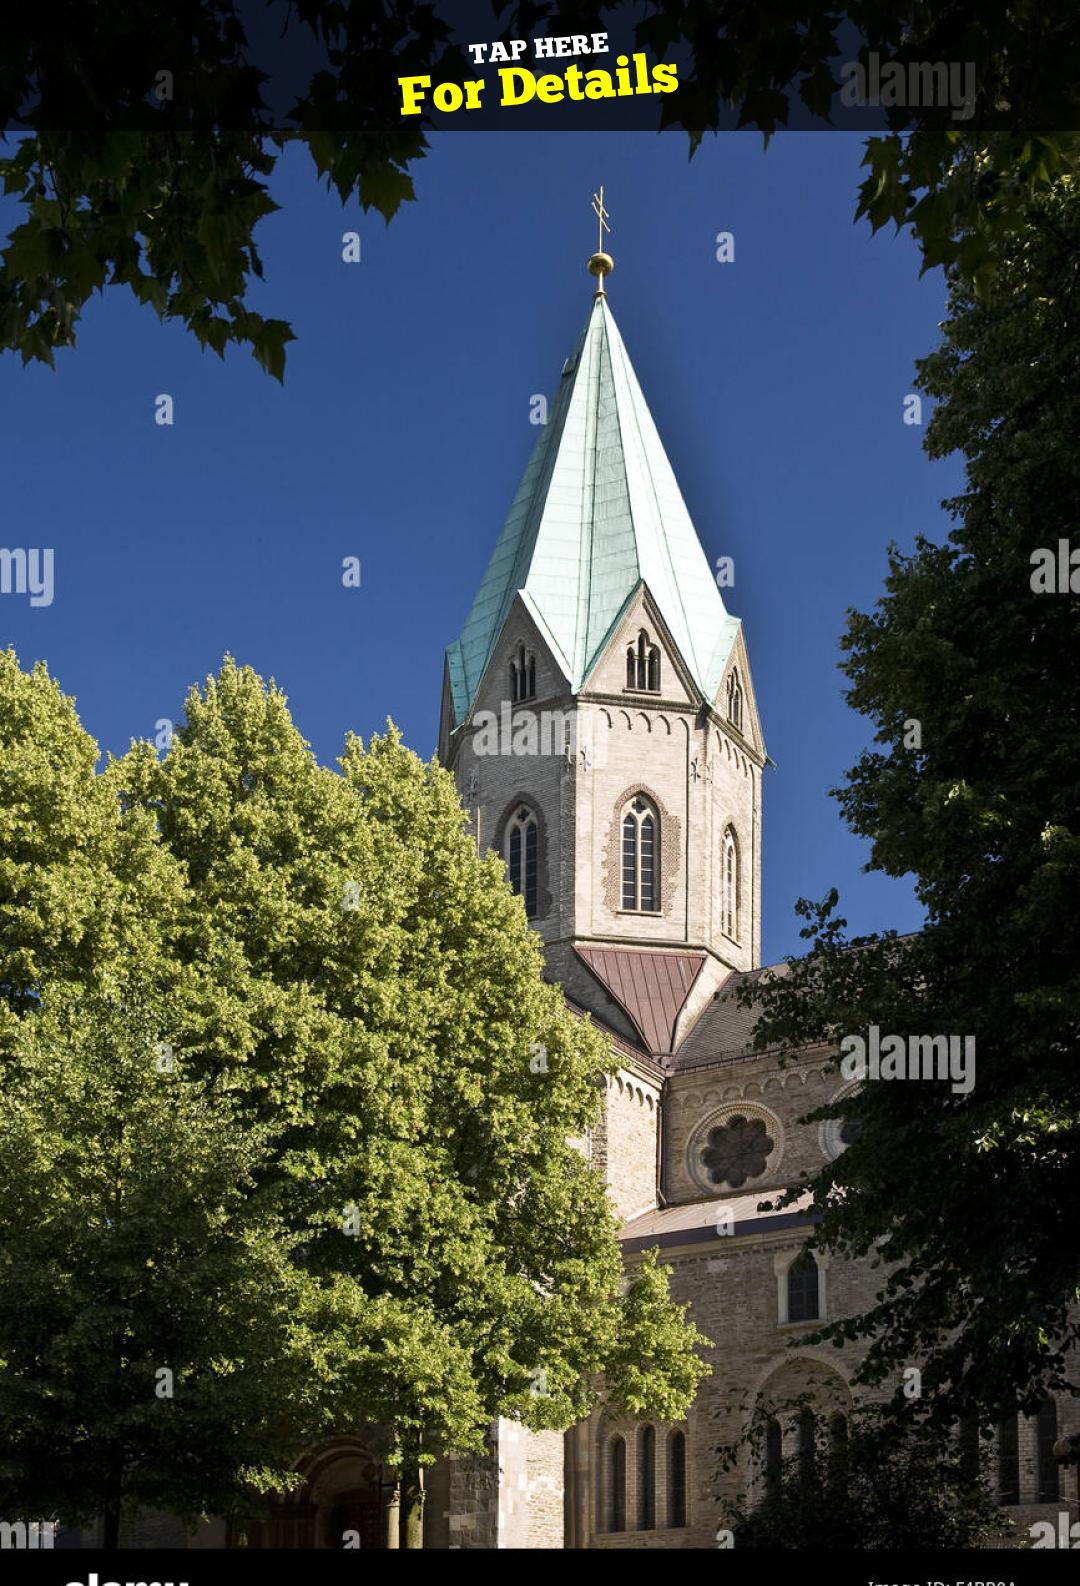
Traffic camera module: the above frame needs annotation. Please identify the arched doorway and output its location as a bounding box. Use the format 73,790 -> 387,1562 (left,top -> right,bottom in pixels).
231,1437 -> 398,1548
326,1485 -> 384,1549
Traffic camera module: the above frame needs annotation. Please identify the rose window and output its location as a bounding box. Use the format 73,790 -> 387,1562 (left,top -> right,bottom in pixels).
700,1113 -> 774,1188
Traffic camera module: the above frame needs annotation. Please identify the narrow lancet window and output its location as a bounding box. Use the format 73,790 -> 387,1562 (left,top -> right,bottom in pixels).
722,828 -> 739,939
506,806 -> 538,917
727,668 -> 743,729
621,795 -> 659,912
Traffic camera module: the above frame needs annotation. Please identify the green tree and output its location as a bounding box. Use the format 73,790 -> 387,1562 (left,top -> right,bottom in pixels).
0,654 -> 707,1546
736,173 -> 1080,1431
0,985 -> 323,1547
119,660 -> 710,1542
509,3 -> 1080,290
0,648 -> 175,1030
721,1406 -> 1015,1549
0,2 -> 460,377
2,4 -> 1076,372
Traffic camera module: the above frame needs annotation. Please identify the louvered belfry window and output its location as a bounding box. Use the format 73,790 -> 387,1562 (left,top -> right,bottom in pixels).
727,667 -> 743,729
510,643 -> 536,703
625,629 -> 660,691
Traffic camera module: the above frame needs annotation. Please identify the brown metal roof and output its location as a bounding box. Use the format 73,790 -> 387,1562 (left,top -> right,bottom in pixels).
575,946 -> 706,1055
561,995 -> 662,1074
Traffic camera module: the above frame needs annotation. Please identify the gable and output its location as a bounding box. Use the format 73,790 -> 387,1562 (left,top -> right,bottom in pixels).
470,595 -> 568,719
582,584 -> 697,705
713,625 -> 766,762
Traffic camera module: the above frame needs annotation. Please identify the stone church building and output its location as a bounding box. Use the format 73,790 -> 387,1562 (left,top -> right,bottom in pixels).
419,253 -> 1078,1548
114,253 -> 1076,1553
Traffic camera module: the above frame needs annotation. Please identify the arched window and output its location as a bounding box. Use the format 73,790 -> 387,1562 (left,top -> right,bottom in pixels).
667,1430 -> 686,1528
626,629 -> 661,692
722,827 -> 739,939
608,1435 -> 626,1532
1036,1399 -> 1060,1502
787,1251 -> 820,1323
510,644 -> 535,702
621,795 -> 658,912
726,668 -> 743,730
637,1426 -> 656,1530
506,806 -> 538,919
997,1414 -> 1019,1504
764,1417 -> 782,1494
647,644 -> 660,692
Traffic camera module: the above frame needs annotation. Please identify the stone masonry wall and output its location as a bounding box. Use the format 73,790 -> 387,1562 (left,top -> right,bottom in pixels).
601,1067 -> 661,1222
664,1044 -> 838,1206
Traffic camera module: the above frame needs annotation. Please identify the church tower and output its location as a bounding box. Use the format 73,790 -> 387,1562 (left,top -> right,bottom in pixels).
431,239 -> 1080,1552
431,223 -> 772,1551
440,240 -> 766,1065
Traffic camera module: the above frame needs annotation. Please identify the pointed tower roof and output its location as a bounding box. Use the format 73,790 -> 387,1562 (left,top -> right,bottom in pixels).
445,287 -> 740,723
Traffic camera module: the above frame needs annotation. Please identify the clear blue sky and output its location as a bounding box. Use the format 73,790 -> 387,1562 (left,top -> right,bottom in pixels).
0,132 -> 960,963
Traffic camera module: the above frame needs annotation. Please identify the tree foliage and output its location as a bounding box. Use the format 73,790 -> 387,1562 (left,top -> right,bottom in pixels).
0,2 -> 459,376
736,172 -> 1080,1430
507,3 -> 1080,289
0,988 -> 317,1544
722,1406 -> 1014,1550
0,650 -> 709,1539
2,3 -> 1077,372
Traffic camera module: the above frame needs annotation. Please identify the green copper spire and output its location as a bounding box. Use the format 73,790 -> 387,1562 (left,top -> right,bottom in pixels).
445,284 -> 740,724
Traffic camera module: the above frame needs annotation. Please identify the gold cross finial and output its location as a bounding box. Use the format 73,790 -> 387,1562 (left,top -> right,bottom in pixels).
587,185 -> 614,297
591,185 -> 610,252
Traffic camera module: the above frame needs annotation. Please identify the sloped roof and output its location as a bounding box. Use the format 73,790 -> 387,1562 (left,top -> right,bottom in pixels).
673,963 -> 790,1070
576,945 -> 705,1056
446,295 -> 741,721
562,993 -> 663,1076
676,935 -> 925,1069
621,1189 -> 816,1252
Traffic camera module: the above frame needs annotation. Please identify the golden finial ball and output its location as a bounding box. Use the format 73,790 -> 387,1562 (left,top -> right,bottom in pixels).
587,251 -> 614,279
